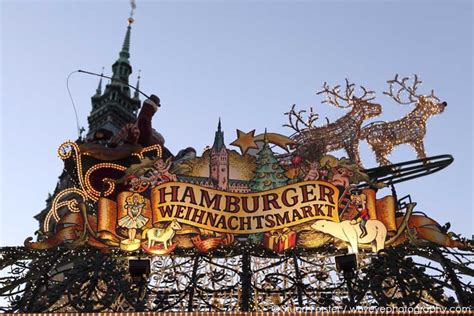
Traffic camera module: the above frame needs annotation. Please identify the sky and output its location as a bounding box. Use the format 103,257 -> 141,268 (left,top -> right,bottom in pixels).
0,0 -> 472,246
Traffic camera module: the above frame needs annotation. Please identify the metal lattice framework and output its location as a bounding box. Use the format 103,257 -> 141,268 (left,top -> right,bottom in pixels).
1,243 -> 473,312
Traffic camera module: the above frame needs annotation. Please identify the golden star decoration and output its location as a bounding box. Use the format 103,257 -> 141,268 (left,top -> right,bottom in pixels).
230,130 -> 297,154
230,129 -> 259,155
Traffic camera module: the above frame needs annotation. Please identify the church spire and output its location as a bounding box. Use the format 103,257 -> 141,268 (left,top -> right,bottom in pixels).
210,117 -> 229,191
111,18 -> 134,90
133,70 -> 141,100
212,118 -> 225,151
87,13 -> 141,139
95,67 -> 104,96
118,19 -> 133,62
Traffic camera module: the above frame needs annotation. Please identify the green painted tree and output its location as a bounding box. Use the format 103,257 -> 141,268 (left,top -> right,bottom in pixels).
248,135 -> 288,244
249,136 -> 288,192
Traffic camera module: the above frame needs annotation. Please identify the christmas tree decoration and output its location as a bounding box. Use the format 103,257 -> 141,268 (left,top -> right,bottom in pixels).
246,133 -> 290,244
249,133 -> 289,192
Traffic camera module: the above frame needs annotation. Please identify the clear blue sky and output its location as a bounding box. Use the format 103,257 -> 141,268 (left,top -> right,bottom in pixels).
1,0 -> 472,246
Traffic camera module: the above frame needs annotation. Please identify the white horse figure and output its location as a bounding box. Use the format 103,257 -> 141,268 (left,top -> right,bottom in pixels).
146,220 -> 182,249
311,219 -> 387,254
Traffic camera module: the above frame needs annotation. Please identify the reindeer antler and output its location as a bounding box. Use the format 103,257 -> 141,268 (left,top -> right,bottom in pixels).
357,85 -> 376,102
427,89 -> 441,102
317,79 -> 375,108
383,74 -> 423,104
384,74 -> 442,104
284,104 -> 319,133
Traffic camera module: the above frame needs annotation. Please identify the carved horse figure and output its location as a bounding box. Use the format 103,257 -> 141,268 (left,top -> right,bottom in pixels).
146,219 -> 182,249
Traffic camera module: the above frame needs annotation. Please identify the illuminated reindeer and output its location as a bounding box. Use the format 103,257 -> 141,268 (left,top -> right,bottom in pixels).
285,79 -> 382,166
360,75 -> 447,166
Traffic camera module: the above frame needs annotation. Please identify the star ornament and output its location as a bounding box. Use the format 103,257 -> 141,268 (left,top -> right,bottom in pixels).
230,129 -> 259,155
230,129 -> 297,154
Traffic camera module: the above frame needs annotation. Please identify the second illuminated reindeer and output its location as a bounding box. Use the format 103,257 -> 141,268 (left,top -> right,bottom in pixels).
360,75 -> 447,166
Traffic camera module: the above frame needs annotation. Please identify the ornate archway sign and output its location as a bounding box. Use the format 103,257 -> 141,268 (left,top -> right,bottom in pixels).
98,180 -> 339,239
25,75 -> 468,257
3,74 -> 470,313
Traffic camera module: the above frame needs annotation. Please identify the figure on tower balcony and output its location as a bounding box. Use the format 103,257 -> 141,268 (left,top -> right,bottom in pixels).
109,94 -> 167,150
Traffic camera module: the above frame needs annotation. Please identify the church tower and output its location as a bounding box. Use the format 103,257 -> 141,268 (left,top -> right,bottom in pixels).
35,17 -> 142,229
210,119 -> 229,191
87,17 -> 141,139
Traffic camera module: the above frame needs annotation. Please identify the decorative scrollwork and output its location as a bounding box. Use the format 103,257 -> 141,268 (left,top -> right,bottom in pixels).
140,144 -> 163,159
43,188 -> 88,232
84,163 -> 127,199
56,141 -> 96,202
57,141 -> 77,160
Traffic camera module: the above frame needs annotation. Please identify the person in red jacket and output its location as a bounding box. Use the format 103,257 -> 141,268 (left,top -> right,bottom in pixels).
110,94 -> 173,159
350,193 -> 370,238
137,95 -> 165,147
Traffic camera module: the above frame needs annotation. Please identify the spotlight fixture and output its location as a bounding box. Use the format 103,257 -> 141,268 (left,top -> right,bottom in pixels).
128,258 -> 150,282
335,254 -> 357,275
335,253 -> 357,306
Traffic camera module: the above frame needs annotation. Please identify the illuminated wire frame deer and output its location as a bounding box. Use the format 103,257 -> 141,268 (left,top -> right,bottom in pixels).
285,79 -> 382,165
360,75 -> 447,166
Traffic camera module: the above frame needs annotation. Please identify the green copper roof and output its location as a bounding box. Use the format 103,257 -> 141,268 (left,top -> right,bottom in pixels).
111,24 -> 133,87
118,25 -> 131,62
